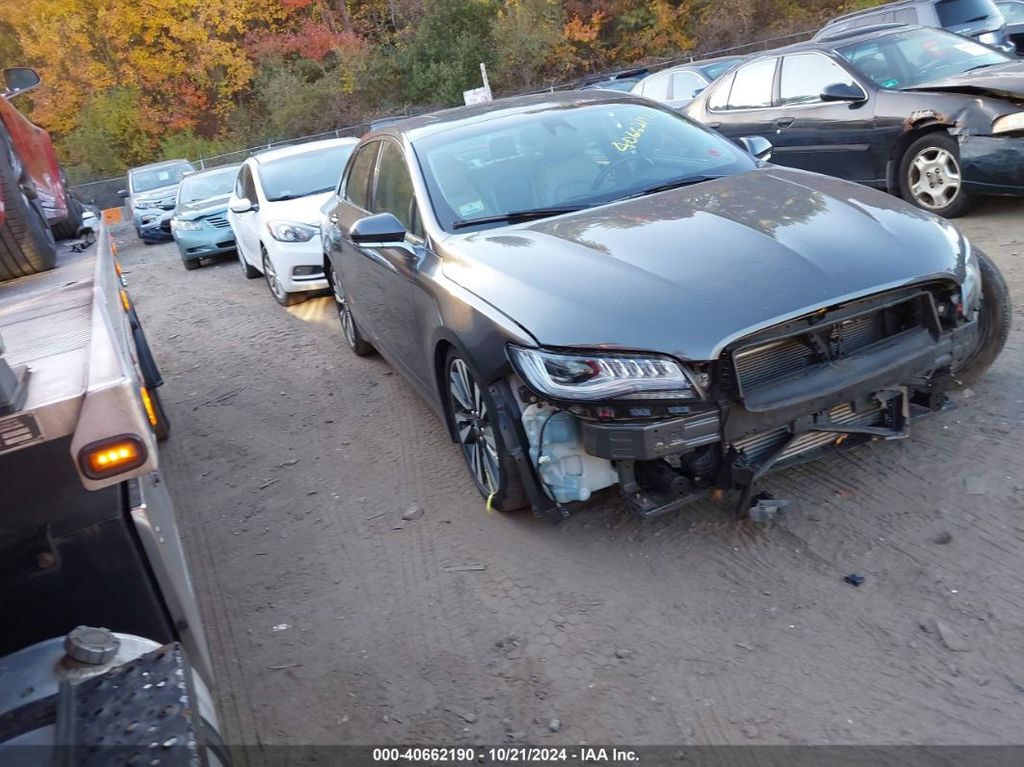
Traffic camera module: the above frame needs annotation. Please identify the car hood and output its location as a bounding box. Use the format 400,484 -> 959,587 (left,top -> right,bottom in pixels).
133,184 -> 180,204
441,168 -> 966,361
176,194 -> 230,220
901,61 -> 1024,100
261,192 -> 332,226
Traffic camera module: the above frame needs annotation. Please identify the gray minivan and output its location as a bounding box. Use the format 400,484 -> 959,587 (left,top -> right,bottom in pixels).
815,0 -> 1014,53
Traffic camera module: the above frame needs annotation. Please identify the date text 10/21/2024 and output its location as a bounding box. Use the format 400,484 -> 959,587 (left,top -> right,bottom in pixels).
372,747 -> 641,763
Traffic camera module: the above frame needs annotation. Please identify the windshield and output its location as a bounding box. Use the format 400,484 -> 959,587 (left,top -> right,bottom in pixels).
258,144 -> 356,202
838,27 -> 1009,88
414,102 -> 758,233
935,0 -> 1001,27
131,163 -> 193,194
177,166 -> 239,204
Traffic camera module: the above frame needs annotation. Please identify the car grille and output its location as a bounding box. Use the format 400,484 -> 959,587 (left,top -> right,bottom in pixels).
730,292 -> 936,397
731,401 -> 884,465
205,214 -> 231,229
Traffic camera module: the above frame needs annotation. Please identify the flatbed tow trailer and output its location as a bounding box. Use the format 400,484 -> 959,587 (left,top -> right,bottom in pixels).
0,228 -> 225,764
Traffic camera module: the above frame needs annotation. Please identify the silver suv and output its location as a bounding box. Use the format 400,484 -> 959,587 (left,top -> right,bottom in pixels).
816,0 -> 1014,53
119,159 -> 195,243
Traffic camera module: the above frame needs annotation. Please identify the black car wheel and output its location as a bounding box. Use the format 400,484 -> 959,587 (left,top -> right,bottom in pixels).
183,258 -> 201,271
330,260 -> 373,356
444,351 -> 527,512
899,134 -> 971,218
262,247 -> 302,306
0,128 -> 58,281
953,251 -> 1011,386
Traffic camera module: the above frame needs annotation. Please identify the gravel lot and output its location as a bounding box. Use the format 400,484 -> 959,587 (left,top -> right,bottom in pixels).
115,196 -> 1024,752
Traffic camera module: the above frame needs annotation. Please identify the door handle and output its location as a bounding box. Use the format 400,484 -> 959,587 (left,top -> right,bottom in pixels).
707,121 -> 722,129
775,117 -> 795,128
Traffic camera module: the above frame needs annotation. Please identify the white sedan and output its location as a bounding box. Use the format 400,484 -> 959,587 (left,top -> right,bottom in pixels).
228,137 -> 358,306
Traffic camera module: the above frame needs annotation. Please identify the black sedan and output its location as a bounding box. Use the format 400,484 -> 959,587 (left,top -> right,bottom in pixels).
684,24 -> 1024,217
322,91 -> 1009,520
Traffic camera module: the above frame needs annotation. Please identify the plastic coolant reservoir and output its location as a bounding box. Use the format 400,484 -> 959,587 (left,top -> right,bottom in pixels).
521,403 -> 618,503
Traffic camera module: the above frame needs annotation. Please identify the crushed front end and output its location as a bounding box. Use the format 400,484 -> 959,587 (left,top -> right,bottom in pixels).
503,278 -> 982,520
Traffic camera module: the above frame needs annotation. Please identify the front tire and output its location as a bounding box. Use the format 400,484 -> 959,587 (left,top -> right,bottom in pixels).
954,251 -> 1011,385
329,259 -> 373,356
183,258 -> 201,271
262,247 -> 302,306
444,351 -> 527,512
238,246 -> 259,279
899,133 -> 971,218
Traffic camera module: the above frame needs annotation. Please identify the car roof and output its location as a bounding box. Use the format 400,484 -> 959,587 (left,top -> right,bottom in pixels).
251,136 -> 359,164
182,164 -> 240,179
825,0 -> 924,26
756,23 -> 920,55
368,90 -> 650,142
645,55 -> 744,77
575,67 -> 650,87
129,158 -> 193,174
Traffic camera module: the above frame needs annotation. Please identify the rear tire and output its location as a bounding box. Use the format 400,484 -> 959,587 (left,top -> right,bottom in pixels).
953,251 -> 1011,386
899,133 -> 971,219
0,128 -> 58,281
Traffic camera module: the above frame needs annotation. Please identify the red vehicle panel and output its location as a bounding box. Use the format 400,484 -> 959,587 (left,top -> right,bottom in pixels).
0,90 -> 67,226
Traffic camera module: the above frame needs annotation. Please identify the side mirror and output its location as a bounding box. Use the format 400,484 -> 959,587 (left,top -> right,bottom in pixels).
739,136 -> 773,162
229,197 -> 256,214
117,189 -> 129,198
2,67 -> 41,98
350,212 -> 406,245
820,82 -> 867,103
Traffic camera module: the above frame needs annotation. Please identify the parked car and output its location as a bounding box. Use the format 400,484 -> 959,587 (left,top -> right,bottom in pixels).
684,24 -> 1024,217
577,67 -> 651,92
228,137 -> 358,306
630,56 -> 744,108
816,0 -> 1014,53
0,66 -> 70,279
995,0 -> 1024,53
321,91 -> 1009,519
165,164 -> 240,270
120,159 -> 195,243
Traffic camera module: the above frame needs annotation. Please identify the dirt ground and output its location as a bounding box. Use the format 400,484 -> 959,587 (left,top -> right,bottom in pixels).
114,195 -> 1024,751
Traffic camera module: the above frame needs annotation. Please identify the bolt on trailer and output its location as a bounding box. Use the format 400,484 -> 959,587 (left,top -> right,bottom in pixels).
0,229 -> 226,762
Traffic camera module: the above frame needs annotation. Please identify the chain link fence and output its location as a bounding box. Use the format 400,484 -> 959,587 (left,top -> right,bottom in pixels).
69,26 -> 815,210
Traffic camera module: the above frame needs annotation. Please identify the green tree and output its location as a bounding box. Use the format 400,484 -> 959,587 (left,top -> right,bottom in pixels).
63,88 -> 156,176
491,0 -> 565,90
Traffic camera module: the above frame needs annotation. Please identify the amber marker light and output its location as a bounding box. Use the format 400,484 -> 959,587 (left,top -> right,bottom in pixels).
79,436 -> 147,479
119,287 -> 132,313
140,387 -> 158,427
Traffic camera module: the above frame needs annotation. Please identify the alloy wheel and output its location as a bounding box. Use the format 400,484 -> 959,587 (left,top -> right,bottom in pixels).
262,251 -> 286,301
448,358 -> 501,494
332,263 -> 356,348
908,147 -> 961,211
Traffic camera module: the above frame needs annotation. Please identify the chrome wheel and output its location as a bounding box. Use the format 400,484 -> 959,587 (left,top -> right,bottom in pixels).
332,263 -> 356,347
908,146 -> 961,211
262,251 -> 286,301
448,358 -> 501,494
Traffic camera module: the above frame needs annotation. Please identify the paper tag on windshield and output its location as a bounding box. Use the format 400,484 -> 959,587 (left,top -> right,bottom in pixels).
954,42 -> 989,56
458,201 -> 485,217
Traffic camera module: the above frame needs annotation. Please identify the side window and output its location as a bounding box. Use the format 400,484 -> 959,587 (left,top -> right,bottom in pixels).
234,167 -> 246,198
640,72 -> 671,100
372,142 -> 423,239
707,72 -> 735,110
236,166 -> 257,201
344,142 -> 379,210
671,70 -> 707,100
725,58 -> 777,109
779,53 -> 858,106
997,1 -> 1024,22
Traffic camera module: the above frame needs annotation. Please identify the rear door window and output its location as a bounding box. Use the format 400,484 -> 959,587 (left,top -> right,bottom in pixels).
723,58 -> 777,109
707,72 -> 735,110
640,72 -> 671,100
344,142 -> 379,210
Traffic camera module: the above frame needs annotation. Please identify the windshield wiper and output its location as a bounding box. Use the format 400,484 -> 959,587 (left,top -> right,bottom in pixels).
626,175 -> 724,199
451,205 -> 589,229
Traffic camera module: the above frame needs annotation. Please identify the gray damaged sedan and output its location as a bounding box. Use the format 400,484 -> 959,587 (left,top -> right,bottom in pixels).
322,92 -> 1010,520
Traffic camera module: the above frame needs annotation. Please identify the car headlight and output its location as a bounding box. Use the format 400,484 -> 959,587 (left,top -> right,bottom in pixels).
170,218 -> 203,231
992,112 -> 1024,135
266,221 -> 318,242
508,346 -> 700,402
134,200 -> 156,209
